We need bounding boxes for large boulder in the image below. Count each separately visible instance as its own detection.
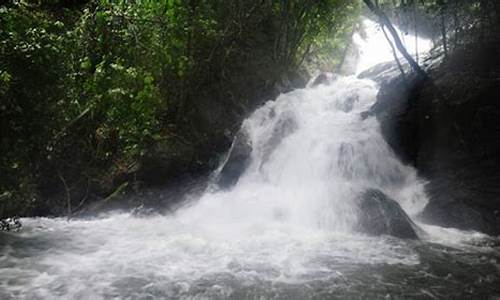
[368,41,500,235]
[355,189,419,239]
[216,129,252,189]
[359,60,424,166]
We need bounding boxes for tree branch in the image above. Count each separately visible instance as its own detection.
[381,24,407,81]
[363,0,428,79]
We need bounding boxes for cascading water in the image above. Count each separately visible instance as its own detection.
[202,75,426,233]
[1,19,499,299]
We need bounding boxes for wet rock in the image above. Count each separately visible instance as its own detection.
[355,189,419,239]
[311,73,329,87]
[130,204,157,217]
[260,116,298,168]
[420,200,500,235]
[362,61,423,166]
[0,216,22,231]
[77,175,209,217]
[358,61,411,85]
[274,69,308,94]
[310,72,338,87]
[336,94,359,113]
[216,129,252,189]
[370,41,500,235]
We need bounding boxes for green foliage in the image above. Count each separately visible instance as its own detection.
[301,1,361,72]
[0,0,361,217]
[0,3,73,200]
[272,0,361,71]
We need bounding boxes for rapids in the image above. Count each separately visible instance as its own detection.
[1,19,499,300]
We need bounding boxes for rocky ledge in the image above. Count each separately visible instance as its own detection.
[364,41,500,235]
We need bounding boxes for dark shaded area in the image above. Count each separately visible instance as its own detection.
[369,36,500,235]
[77,174,210,217]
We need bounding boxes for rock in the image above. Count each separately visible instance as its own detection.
[355,189,419,239]
[260,115,298,168]
[336,94,359,113]
[310,72,338,87]
[358,61,410,85]
[216,129,252,189]
[311,73,329,87]
[420,199,500,235]
[130,204,157,217]
[370,41,500,235]
[362,61,423,166]
[0,216,22,232]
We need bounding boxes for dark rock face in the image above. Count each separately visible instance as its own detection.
[416,69,500,234]
[369,42,500,235]
[216,129,253,189]
[355,189,419,239]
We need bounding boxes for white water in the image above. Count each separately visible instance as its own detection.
[1,19,493,299]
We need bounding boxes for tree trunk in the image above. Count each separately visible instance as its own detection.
[381,25,407,81]
[413,0,419,64]
[440,7,448,59]
[362,0,428,79]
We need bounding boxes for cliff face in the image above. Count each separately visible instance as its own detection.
[369,41,500,235]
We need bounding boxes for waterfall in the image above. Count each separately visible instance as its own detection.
[5,18,493,300]
[179,18,431,234]
[188,75,426,234]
